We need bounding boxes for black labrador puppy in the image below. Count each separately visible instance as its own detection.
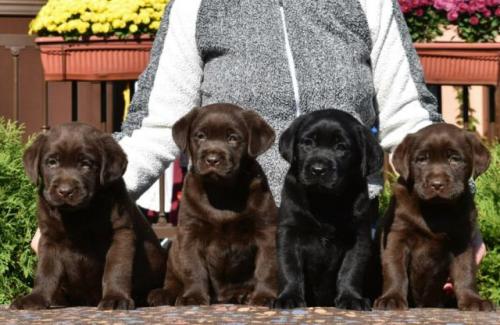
[273,110,383,310]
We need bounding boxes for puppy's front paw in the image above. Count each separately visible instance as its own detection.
[458,297,495,312]
[175,293,210,306]
[147,288,176,306]
[10,294,49,310]
[249,293,276,307]
[373,295,408,310]
[98,295,135,310]
[335,295,371,311]
[273,292,306,309]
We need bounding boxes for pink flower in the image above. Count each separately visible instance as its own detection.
[469,15,480,25]
[447,10,460,21]
[496,7,500,16]
[415,8,425,16]
[458,3,469,12]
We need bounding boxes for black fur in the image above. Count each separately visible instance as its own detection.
[273,110,383,310]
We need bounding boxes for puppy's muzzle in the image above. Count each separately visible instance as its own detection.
[309,162,330,177]
[56,183,76,199]
[306,160,335,178]
[417,170,462,200]
[197,147,234,177]
[47,177,87,206]
[205,153,223,167]
[423,175,450,195]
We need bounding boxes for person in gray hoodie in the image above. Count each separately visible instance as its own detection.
[31,0,486,272]
[114,0,440,203]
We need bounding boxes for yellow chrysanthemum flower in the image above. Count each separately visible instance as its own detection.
[129,24,138,33]
[30,0,169,37]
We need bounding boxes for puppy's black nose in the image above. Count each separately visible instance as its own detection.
[430,180,444,192]
[205,154,221,166]
[57,185,74,198]
[310,163,328,176]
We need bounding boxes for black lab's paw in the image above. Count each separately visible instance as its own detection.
[335,295,371,311]
[273,292,306,309]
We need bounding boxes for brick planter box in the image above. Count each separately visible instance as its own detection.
[36,36,154,81]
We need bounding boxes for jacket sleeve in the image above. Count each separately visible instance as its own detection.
[114,0,203,200]
[360,0,441,152]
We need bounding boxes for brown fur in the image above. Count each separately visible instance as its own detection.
[10,123,166,310]
[374,123,494,311]
[148,103,278,306]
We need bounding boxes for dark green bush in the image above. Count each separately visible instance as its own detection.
[0,118,37,304]
[476,143,500,304]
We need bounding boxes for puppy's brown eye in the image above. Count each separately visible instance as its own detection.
[449,154,462,163]
[416,154,428,163]
[80,160,93,170]
[194,132,206,141]
[228,134,239,143]
[46,158,59,168]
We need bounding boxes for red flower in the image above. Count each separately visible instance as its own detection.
[469,16,480,25]
[415,8,425,16]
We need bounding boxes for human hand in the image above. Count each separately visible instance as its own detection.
[443,234,486,293]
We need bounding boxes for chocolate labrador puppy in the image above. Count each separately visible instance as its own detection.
[10,123,166,310]
[273,110,384,310]
[374,123,494,311]
[147,103,278,306]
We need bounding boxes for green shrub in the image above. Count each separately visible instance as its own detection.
[0,118,37,304]
[476,142,500,304]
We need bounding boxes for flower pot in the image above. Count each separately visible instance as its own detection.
[36,36,154,81]
[415,42,500,86]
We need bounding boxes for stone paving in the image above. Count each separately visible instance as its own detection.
[1,305,499,324]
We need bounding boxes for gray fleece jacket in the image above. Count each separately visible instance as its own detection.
[114,0,440,205]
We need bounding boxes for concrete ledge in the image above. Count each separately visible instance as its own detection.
[1,305,499,324]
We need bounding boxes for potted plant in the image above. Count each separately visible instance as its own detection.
[398,0,499,85]
[30,0,169,81]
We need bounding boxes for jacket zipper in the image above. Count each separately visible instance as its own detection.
[278,0,301,117]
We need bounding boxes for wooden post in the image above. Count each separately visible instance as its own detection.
[12,47,20,121]
[158,173,167,224]
[71,81,78,121]
[100,81,107,131]
[462,86,469,130]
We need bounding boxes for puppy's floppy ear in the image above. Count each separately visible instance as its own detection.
[242,110,275,157]
[392,133,416,182]
[99,134,128,186]
[23,133,47,185]
[172,107,201,153]
[465,132,490,178]
[279,115,305,163]
[355,125,384,177]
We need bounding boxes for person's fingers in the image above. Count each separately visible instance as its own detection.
[475,242,487,265]
[30,228,41,254]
